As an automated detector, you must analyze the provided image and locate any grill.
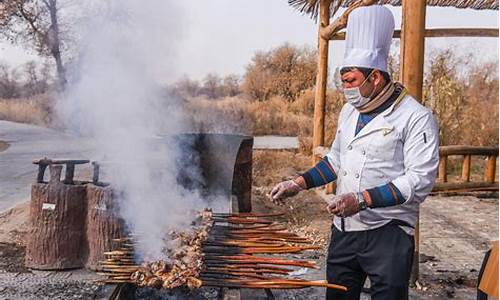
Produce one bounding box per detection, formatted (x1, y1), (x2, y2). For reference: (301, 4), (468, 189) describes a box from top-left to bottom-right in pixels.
(97, 211), (347, 297)
(26, 134), (344, 299)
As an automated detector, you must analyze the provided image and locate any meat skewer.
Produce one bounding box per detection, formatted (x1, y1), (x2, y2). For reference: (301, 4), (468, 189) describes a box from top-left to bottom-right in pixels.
(98, 209), (342, 293)
(199, 278), (347, 291)
(213, 212), (285, 218)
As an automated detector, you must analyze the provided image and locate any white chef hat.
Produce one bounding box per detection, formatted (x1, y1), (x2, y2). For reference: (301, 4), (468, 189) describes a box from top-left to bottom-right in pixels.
(341, 5), (395, 73)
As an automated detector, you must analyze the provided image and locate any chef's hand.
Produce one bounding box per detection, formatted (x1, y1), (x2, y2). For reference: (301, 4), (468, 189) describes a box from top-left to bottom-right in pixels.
(269, 178), (305, 206)
(327, 192), (360, 217)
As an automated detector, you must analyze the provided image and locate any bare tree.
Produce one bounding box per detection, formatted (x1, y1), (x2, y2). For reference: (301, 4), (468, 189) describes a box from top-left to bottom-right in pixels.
(172, 76), (200, 98)
(0, 0), (67, 89)
(221, 74), (240, 97)
(202, 73), (221, 99)
(0, 64), (21, 98)
(23, 60), (51, 96)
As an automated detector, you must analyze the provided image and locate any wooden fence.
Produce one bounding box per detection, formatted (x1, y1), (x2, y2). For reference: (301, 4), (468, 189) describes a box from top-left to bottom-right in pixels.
(314, 145), (499, 194)
(433, 145), (498, 192)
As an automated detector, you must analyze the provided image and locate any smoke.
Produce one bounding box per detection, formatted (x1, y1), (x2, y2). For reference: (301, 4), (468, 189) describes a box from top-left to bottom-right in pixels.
(57, 0), (208, 260)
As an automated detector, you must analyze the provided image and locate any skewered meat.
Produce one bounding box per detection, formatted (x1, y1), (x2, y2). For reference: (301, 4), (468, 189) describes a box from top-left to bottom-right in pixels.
(130, 209), (212, 289)
(98, 209), (348, 292)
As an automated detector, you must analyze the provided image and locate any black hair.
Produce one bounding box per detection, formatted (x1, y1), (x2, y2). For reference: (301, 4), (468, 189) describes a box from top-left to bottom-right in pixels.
(340, 66), (391, 83)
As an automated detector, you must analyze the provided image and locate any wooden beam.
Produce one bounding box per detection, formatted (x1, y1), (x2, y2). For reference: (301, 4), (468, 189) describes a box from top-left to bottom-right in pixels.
(312, 0), (331, 165)
(401, 0), (426, 285)
(433, 181), (498, 192)
(440, 145), (499, 156)
(330, 28), (499, 40)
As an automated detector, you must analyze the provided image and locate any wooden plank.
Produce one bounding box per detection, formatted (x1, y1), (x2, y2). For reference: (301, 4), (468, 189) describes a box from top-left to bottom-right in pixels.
(312, 0), (331, 165)
(479, 241), (499, 298)
(331, 28), (499, 40)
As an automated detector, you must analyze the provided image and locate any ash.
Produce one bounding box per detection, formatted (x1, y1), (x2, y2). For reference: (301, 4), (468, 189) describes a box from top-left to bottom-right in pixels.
(133, 286), (219, 299)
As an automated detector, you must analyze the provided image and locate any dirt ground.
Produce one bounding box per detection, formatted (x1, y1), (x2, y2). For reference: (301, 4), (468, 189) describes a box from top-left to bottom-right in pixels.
(249, 150), (498, 299)
(0, 149), (497, 299)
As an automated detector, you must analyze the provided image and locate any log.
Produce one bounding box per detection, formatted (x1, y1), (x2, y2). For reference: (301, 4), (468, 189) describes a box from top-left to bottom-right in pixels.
(401, 0), (426, 285)
(85, 184), (126, 270)
(25, 177), (87, 269)
(331, 28), (500, 40)
(312, 0), (330, 165)
(440, 145), (498, 156)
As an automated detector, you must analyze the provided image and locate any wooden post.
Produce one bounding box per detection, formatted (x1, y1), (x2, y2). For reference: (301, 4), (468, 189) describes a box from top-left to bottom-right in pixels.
(400, 0), (426, 284)
(312, 0), (331, 165)
(439, 156), (448, 183)
(485, 155), (497, 183)
(461, 155), (471, 182)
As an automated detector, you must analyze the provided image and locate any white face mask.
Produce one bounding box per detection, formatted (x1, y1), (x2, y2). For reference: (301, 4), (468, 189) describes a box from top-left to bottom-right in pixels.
(343, 71), (375, 108)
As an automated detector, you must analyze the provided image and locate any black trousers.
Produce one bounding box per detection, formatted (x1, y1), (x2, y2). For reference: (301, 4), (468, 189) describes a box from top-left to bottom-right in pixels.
(326, 222), (414, 300)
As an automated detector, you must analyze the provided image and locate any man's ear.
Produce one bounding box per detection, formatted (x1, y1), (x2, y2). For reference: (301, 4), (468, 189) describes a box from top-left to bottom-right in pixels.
(372, 70), (382, 85)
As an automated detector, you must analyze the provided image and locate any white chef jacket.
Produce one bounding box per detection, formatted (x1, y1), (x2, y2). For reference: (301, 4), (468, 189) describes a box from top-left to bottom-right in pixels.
(326, 93), (440, 235)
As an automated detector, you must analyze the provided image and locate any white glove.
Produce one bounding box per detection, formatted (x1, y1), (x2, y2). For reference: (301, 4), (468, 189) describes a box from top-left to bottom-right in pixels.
(269, 180), (304, 205)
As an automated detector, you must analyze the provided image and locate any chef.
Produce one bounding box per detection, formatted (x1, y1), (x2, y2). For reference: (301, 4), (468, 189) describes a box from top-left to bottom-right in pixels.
(269, 5), (439, 300)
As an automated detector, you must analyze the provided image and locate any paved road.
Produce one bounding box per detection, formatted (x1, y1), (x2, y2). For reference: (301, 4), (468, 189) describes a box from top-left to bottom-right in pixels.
(0, 121), (93, 212)
(253, 135), (299, 150)
(0, 121), (299, 212)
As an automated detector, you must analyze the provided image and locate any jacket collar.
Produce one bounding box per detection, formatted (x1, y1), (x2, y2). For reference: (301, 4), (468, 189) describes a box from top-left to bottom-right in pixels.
(344, 86), (408, 144)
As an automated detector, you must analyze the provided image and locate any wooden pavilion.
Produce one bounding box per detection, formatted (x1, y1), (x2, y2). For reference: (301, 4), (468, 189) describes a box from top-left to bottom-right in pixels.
(288, 0), (499, 290)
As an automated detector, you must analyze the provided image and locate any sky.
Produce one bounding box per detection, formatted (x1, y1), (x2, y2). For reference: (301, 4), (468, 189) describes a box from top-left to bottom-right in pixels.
(0, 1), (498, 82)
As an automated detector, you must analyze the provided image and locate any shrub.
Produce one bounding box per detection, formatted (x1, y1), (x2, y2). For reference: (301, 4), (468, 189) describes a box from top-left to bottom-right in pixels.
(242, 44), (317, 102)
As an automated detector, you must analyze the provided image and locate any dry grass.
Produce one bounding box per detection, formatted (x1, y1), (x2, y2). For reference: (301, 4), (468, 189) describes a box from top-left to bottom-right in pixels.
(184, 88), (344, 156)
(0, 94), (53, 126)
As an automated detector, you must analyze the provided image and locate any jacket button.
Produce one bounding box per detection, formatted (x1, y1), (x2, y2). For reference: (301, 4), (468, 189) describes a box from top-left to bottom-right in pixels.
(355, 173), (360, 178)
(362, 150), (366, 155)
(348, 145), (353, 150)
(343, 171), (347, 176)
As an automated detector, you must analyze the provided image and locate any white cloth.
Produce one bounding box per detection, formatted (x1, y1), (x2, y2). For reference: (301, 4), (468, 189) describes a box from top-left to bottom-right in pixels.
(325, 95), (440, 235)
(342, 5), (395, 72)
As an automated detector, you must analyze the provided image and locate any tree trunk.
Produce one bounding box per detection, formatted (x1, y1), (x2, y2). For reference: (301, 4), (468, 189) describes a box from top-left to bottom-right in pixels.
(312, 0), (330, 165)
(47, 0), (66, 90)
(85, 184), (126, 270)
(25, 181), (87, 270)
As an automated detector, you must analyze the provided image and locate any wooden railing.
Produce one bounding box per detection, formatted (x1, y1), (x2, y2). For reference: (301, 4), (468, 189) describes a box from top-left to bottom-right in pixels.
(313, 145), (499, 194)
(433, 145), (499, 192)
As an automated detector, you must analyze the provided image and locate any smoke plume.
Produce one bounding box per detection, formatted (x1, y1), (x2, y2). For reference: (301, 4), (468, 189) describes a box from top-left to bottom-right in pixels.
(58, 0), (208, 260)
